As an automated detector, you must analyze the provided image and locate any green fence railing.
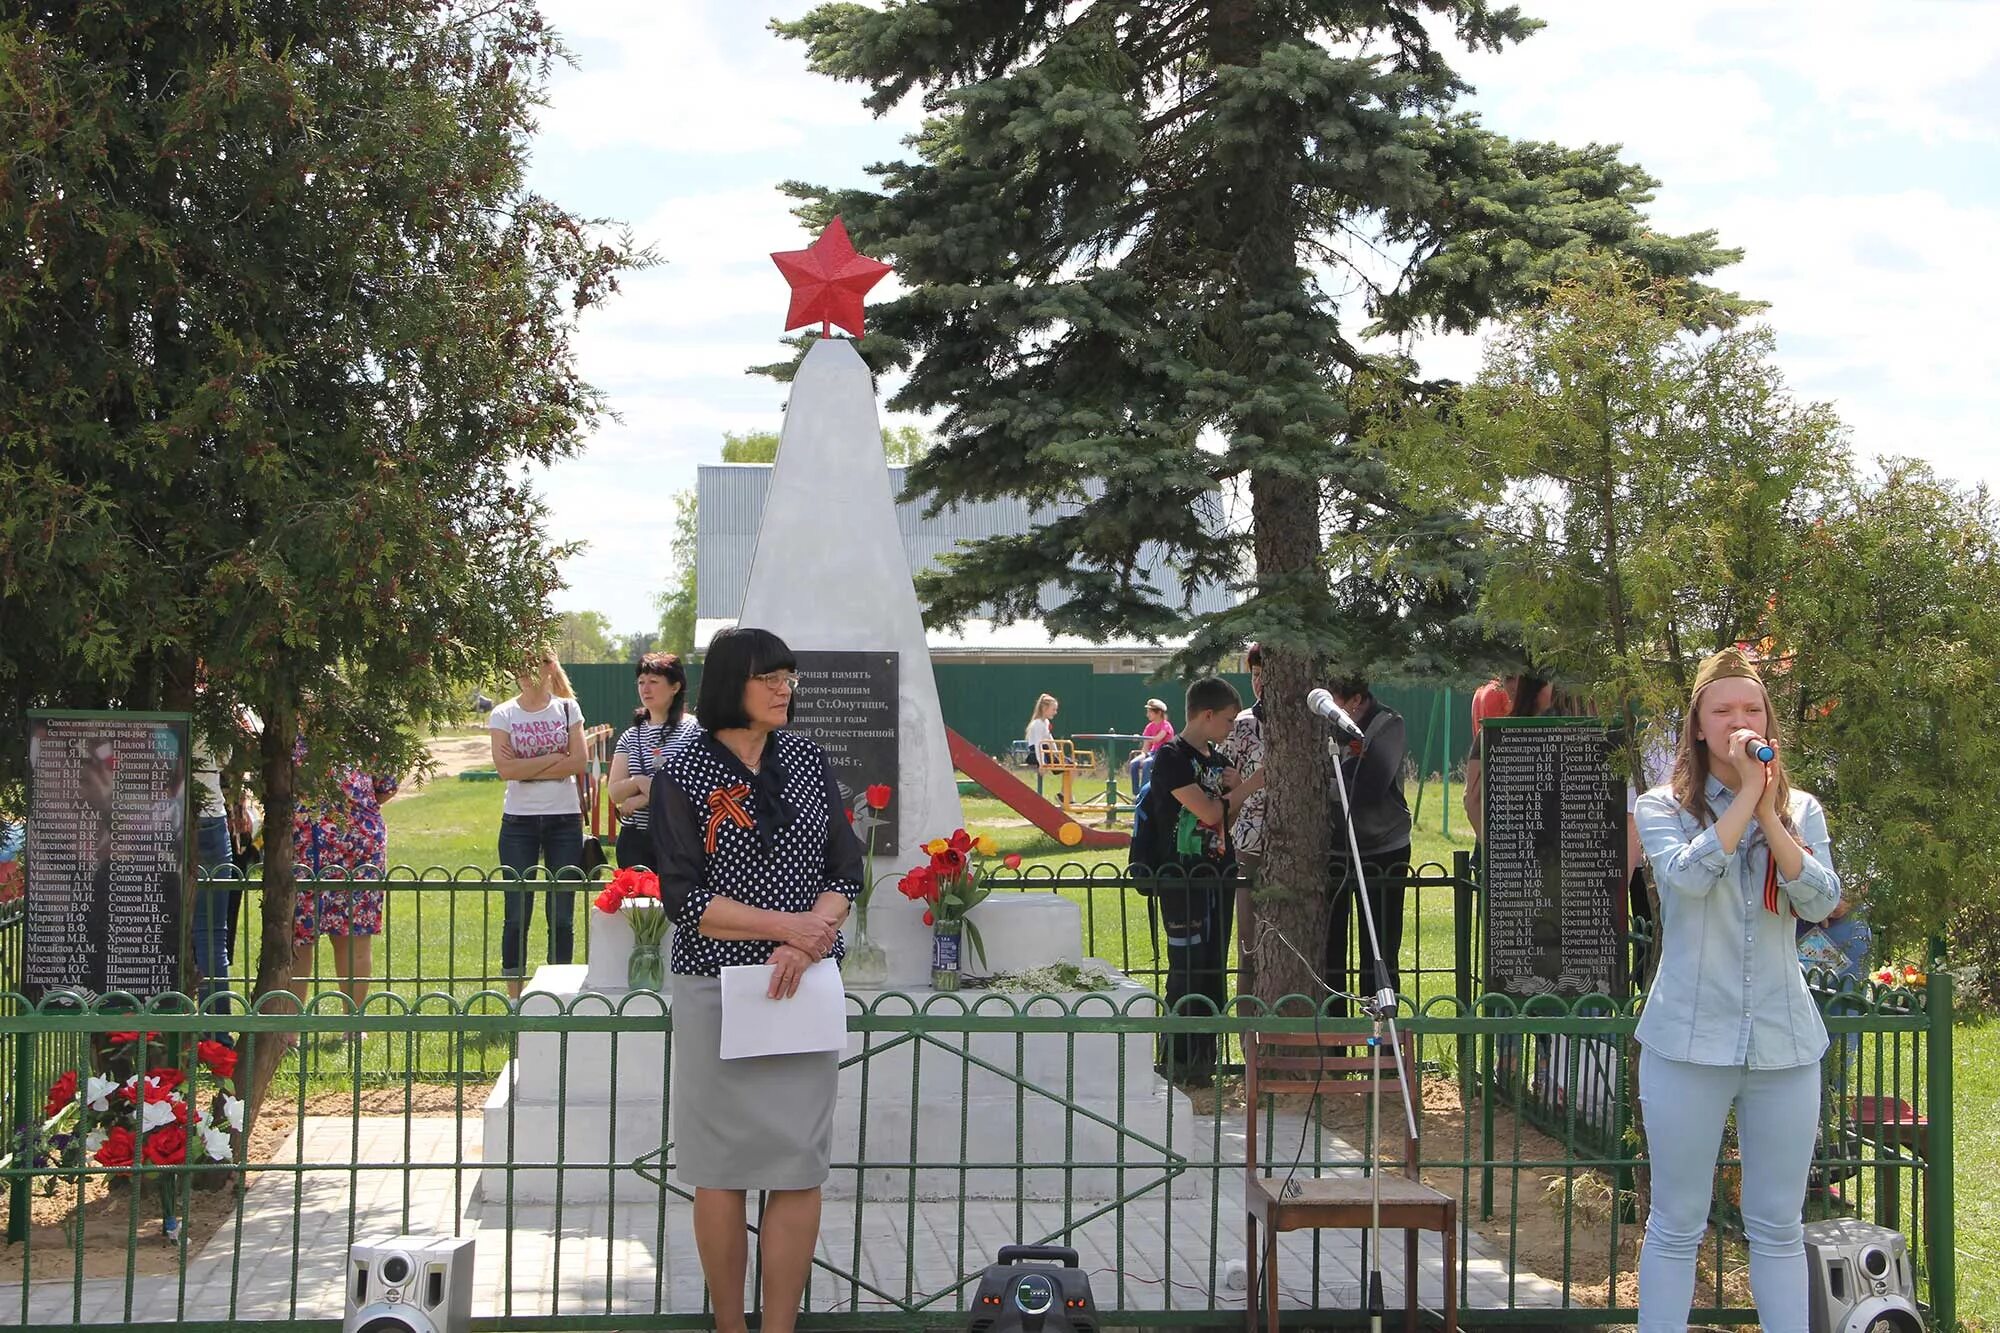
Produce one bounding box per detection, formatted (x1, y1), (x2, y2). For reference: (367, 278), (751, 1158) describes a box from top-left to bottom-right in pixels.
(0, 982), (1950, 1331)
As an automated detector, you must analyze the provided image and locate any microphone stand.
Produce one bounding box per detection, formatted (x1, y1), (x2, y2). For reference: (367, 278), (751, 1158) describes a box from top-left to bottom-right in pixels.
(1327, 722), (1421, 1333)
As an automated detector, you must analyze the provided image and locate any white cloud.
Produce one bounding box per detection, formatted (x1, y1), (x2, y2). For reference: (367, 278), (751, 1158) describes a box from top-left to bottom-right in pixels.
(533, 0), (920, 156)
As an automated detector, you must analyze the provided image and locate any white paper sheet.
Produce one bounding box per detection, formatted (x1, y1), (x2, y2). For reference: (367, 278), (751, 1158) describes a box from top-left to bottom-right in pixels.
(718, 958), (848, 1060)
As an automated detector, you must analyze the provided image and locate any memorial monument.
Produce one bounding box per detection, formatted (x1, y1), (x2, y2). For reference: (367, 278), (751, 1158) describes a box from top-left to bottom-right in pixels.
(482, 217), (1189, 1206)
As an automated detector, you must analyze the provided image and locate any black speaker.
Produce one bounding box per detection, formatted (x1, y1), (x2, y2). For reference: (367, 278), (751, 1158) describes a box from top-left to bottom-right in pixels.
(344, 1234), (475, 1333)
(966, 1245), (1097, 1333)
(1805, 1218), (1923, 1333)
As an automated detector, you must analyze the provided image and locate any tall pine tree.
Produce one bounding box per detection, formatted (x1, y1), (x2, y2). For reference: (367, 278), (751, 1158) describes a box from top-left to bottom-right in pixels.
(776, 1), (1748, 1000)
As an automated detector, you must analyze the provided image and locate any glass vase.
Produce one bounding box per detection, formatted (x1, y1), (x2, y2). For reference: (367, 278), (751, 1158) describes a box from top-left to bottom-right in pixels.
(842, 907), (890, 989)
(627, 941), (665, 991)
(931, 927), (962, 992)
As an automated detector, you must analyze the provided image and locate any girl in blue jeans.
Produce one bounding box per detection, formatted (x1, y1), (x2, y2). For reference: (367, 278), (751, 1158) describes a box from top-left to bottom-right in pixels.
(1632, 648), (1842, 1333)
(488, 647), (588, 998)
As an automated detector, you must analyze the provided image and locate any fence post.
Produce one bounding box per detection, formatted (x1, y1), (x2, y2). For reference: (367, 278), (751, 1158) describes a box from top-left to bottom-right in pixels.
(1925, 970), (1954, 1330)
(6, 1027), (30, 1242)
(1453, 848), (1475, 1107)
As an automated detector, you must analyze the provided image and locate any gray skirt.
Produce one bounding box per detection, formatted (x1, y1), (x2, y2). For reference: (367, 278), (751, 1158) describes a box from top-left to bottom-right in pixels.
(670, 972), (837, 1191)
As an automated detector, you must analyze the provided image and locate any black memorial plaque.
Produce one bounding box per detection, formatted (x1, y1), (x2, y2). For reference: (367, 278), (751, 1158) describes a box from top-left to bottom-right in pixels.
(789, 651), (901, 856)
(1480, 717), (1625, 998)
(24, 711), (192, 1001)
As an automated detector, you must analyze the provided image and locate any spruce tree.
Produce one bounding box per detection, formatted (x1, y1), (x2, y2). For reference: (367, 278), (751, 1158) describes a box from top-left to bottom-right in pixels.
(776, 1), (1748, 1000)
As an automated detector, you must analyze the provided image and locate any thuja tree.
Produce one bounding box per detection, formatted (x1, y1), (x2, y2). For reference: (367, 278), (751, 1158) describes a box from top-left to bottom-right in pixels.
(775, 1), (1745, 1000)
(1774, 462), (2000, 955)
(0, 2), (642, 1106)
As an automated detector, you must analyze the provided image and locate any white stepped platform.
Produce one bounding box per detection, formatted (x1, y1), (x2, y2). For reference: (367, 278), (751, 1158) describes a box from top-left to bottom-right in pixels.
(483, 931), (1194, 1205)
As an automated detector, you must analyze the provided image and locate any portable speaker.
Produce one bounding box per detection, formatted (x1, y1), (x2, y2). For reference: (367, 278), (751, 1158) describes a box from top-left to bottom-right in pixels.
(344, 1234), (475, 1333)
(1804, 1218), (1923, 1333)
(966, 1245), (1097, 1333)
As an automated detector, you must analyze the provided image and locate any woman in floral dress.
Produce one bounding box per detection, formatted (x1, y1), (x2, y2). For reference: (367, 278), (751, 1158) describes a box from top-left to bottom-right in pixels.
(289, 745), (399, 1034)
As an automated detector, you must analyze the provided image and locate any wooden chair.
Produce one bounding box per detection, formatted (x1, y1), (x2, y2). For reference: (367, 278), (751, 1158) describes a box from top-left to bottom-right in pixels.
(1243, 1028), (1457, 1333)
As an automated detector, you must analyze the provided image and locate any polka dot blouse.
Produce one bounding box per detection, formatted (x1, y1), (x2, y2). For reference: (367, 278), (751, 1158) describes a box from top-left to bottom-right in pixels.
(648, 728), (865, 977)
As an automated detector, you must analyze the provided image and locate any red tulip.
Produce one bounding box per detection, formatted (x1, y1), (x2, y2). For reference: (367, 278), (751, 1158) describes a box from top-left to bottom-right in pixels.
(865, 784), (892, 810)
(594, 888), (623, 914)
(922, 909), (934, 926)
(932, 847), (967, 877)
(948, 829), (973, 855)
(1003, 854), (1022, 870)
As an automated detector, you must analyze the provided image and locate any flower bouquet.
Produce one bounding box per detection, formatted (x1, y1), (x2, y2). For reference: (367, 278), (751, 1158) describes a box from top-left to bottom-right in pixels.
(593, 867), (668, 990)
(843, 784), (894, 988)
(896, 829), (1018, 991)
(1869, 961), (1927, 991)
(27, 1032), (241, 1243)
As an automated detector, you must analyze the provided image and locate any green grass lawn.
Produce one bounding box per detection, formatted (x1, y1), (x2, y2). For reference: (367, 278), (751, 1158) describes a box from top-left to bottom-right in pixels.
(1952, 1016), (1998, 1329)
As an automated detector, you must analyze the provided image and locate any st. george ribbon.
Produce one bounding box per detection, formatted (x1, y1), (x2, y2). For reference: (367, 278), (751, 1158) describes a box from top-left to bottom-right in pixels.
(1305, 684), (1420, 1333)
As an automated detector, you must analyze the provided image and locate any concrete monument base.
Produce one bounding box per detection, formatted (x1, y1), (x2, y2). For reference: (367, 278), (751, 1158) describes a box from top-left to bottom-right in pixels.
(481, 960), (1194, 1205)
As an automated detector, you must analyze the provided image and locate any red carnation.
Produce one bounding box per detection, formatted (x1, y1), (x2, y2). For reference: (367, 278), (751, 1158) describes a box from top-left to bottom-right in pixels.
(44, 1070), (78, 1119)
(141, 1125), (188, 1166)
(106, 1031), (158, 1048)
(95, 1125), (136, 1168)
(197, 1040), (238, 1081)
(865, 784), (892, 810)
(632, 871), (661, 900)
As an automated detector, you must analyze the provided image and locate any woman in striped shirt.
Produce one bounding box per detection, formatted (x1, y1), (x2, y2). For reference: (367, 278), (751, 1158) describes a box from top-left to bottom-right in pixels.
(608, 652), (697, 870)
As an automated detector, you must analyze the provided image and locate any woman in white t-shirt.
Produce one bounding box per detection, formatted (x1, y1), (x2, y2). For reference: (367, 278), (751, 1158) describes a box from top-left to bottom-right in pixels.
(1024, 694), (1059, 766)
(488, 645), (588, 998)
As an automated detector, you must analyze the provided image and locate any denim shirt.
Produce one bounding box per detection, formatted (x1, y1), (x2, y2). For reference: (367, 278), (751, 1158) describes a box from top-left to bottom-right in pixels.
(1633, 777), (1842, 1069)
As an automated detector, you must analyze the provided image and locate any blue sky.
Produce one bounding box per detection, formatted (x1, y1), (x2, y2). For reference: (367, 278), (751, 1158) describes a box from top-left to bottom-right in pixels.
(525, 0), (2000, 633)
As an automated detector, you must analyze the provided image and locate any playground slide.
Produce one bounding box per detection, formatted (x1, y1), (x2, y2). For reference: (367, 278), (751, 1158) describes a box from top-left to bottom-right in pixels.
(945, 726), (1130, 850)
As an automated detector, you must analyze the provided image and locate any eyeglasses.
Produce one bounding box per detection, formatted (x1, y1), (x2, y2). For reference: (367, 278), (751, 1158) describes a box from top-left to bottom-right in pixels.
(752, 670), (801, 693)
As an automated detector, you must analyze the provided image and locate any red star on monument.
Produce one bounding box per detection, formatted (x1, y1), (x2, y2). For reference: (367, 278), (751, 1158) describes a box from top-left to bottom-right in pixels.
(770, 216), (891, 338)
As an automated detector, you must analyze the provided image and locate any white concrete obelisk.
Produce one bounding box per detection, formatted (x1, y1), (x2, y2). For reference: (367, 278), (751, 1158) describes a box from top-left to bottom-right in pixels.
(736, 337), (963, 988)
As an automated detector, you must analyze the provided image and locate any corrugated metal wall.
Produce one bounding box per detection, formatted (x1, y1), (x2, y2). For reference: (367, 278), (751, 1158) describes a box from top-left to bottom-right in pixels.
(562, 661), (1467, 777)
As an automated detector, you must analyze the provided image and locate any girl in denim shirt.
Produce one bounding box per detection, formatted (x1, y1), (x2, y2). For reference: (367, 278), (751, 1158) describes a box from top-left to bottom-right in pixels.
(1632, 648), (1841, 1333)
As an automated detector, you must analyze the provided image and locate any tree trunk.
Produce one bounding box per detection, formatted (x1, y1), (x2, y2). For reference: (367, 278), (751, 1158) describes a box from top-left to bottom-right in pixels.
(1247, 470), (1336, 1013)
(243, 700), (297, 1138)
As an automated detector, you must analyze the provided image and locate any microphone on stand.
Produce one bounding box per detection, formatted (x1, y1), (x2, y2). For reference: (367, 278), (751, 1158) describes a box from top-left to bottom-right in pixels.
(1305, 688), (1366, 739)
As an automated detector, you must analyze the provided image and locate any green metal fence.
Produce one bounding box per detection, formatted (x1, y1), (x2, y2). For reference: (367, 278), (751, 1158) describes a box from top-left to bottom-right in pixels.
(0, 982), (1950, 1330)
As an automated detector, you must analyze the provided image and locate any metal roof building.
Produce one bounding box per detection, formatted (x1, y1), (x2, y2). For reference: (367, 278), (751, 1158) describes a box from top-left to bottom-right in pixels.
(694, 463), (1237, 665)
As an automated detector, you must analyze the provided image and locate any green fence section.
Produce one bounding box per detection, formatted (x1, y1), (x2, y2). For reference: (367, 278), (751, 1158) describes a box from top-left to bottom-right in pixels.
(562, 661), (1469, 775)
(0, 981), (1950, 1331)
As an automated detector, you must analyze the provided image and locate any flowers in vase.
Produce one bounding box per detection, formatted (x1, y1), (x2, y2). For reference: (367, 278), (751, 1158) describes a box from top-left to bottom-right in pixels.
(896, 829), (1001, 969)
(28, 1031), (242, 1215)
(594, 866), (669, 951)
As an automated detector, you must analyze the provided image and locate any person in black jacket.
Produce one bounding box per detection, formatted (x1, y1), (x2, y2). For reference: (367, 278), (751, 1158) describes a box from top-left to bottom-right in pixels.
(1322, 675), (1412, 1015)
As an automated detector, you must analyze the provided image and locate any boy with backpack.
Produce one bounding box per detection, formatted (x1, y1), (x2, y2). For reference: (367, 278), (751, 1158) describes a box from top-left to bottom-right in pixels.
(1130, 676), (1245, 1084)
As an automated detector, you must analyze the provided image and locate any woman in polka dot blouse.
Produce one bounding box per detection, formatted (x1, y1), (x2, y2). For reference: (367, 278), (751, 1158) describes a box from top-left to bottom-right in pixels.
(647, 626), (863, 1333)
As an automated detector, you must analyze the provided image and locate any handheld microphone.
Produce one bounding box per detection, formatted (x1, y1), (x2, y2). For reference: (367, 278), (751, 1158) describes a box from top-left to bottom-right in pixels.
(1734, 729), (1777, 764)
(1306, 688), (1366, 739)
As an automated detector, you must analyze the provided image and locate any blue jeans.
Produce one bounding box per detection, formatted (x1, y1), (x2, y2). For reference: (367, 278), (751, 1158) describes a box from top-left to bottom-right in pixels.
(190, 817), (237, 1010)
(498, 813), (584, 977)
(1638, 1048), (1818, 1333)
